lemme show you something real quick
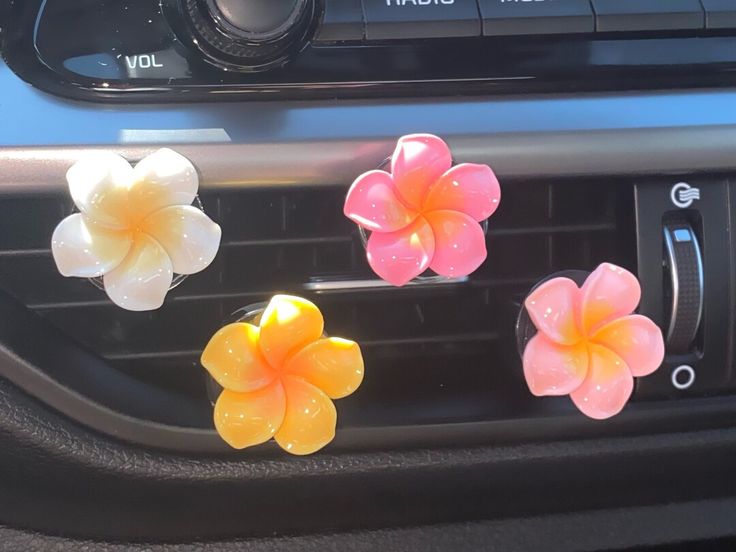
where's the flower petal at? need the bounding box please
[424,210,487,278]
[366,216,435,286]
[67,152,134,230]
[284,338,364,399]
[570,343,634,420]
[522,334,588,396]
[423,163,501,222]
[213,382,286,450]
[579,263,641,335]
[259,295,324,369]
[524,277,582,346]
[102,234,173,311]
[591,315,664,378]
[344,170,417,233]
[390,134,453,210]
[51,214,133,277]
[274,376,337,455]
[201,323,277,393]
[128,148,199,220]
[142,205,222,275]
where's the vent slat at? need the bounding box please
[1,229,618,308]
[105,332,502,362]
[0,223,618,258]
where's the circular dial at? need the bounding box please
[173,0,314,71]
[210,0,302,38]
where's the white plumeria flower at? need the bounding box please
[51,148,222,311]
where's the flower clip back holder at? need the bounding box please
[201,295,364,455]
[516,263,665,420]
[51,149,222,311]
[515,270,589,357]
[344,134,501,287]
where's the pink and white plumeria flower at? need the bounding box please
[522,263,665,419]
[344,134,501,286]
[52,149,222,311]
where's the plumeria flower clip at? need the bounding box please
[51,149,222,311]
[519,263,665,420]
[201,295,364,455]
[344,134,501,286]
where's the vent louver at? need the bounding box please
[0,179,635,445]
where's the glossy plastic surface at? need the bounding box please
[51,149,222,311]
[8,0,736,101]
[202,295,364,454]
[344,134,500,286]
[521,263,665,419]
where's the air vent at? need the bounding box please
[0,179,635,447]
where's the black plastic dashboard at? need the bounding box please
[3,1,736,550]
[6,0,736,102]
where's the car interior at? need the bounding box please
[2,0,736,550]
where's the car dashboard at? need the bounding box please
[1,1,736,550]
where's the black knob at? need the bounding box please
[171,0,315,71]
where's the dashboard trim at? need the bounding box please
[2,125,736,193]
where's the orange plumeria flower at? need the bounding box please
[201,295,364,455]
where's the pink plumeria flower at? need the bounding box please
[523,263,665,419]
[343,134,501,286]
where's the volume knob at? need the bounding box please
[175,0,314,71]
